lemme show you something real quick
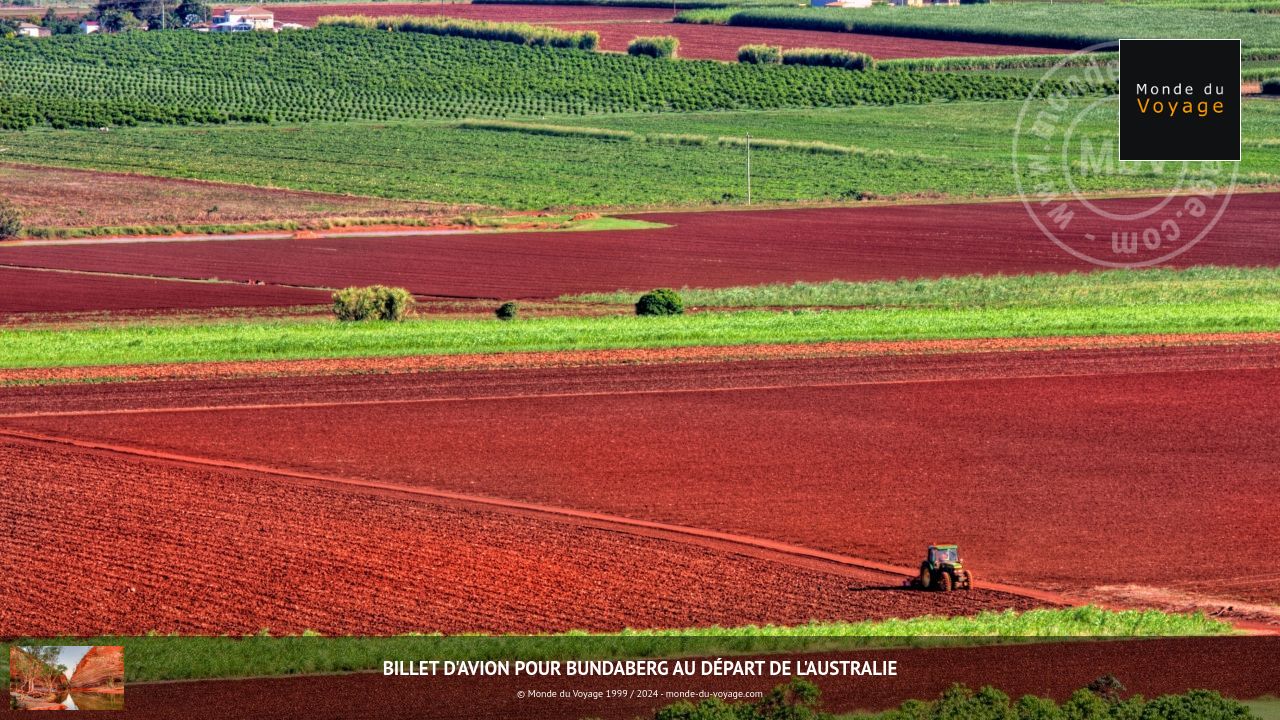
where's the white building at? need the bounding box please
[213,6,274,30]
[812,0,875,7]
[17,21,51,37]
[79,19,100,33]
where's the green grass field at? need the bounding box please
[5,299,1278,369]
[6,608,1232,683]
[567,266,1280,308]
[4,100,1278,209]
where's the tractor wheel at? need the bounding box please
[960,570,972,590]
[938,571,953,593]
[918,563,932,590]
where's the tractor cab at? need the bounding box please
[909,543,972,592]
[928,545,960,568]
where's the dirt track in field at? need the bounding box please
[0,266,331,313]
[2,194,1276,310]
[4,342,1277,614]
[555,21,1060,60]
[99,639,1280,718]
[0,436,1044,636]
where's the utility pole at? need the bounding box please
[745,133,752,205]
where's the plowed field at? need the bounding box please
[2,195,1275,304]
[93,639,1280,719]
[263,3,675,25]
[4,343,1277,611]
[555,22,1060,60]
[0,267,330,314]
[0,437,1042,636]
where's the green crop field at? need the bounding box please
[5,299,1279,370]
[697,4,1280,48]
[5,99,1276,209]
[0,28,1078,130]
[7,608,1231,683]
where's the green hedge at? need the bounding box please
[318,14,599,49]
[737,43,781,64]
[628,35,680,58]
[781,47,874,71]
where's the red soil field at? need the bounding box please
[0,436,1039,636]
[0,267,330,314]
[263,2,675,25]
[2,194,1276,304]
[109,639,1280,719]
[555,22,1059,60]
[4,344,1278,611]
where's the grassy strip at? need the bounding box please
[4,301,1279,369]
[879,52,1117,73]
[10,608,1233,683]
[565,267,1280,308]
[455,119,872,155]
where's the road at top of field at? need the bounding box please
[0,436,1041,636]
[2,194,1278,311]
[263,2,676,24]
[82,638,1280,719]
[553,21,1060,60]
[4,342,1278,612]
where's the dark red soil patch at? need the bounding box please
[0,437,1038,636]
[4,344,1277,608]
[2,194,1276,304]
[0,267,330,314]
[263,2,675,25]
[555,21,1060,60]
[104,639,1280,719]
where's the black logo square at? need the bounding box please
[1120,39,1240,161]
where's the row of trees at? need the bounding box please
[10,646,68,698]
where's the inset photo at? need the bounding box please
[8,645,124,711]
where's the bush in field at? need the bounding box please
[1263,78,1280,94]
[737,43,781,64]
[0,200,22,240]
[781,47,874,71]
[495,301,519,320]
[635,288,684,316]
[332,285,414,321]
[628,35,679,59]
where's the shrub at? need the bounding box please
[332,285,414,321]
[628,35,680,59]
[0,200,22,240]
[495,301,519,320]
[1262,78,1280,94]
[635,288,684,316]
[738,43,782,64]
[781,47,874,71]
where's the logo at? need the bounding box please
[1013,43,1238,268]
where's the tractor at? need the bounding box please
[907,544,972,592]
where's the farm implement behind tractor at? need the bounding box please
[906,544,972,592]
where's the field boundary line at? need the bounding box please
[0,426,1073,607]
[4,364,1276,420]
